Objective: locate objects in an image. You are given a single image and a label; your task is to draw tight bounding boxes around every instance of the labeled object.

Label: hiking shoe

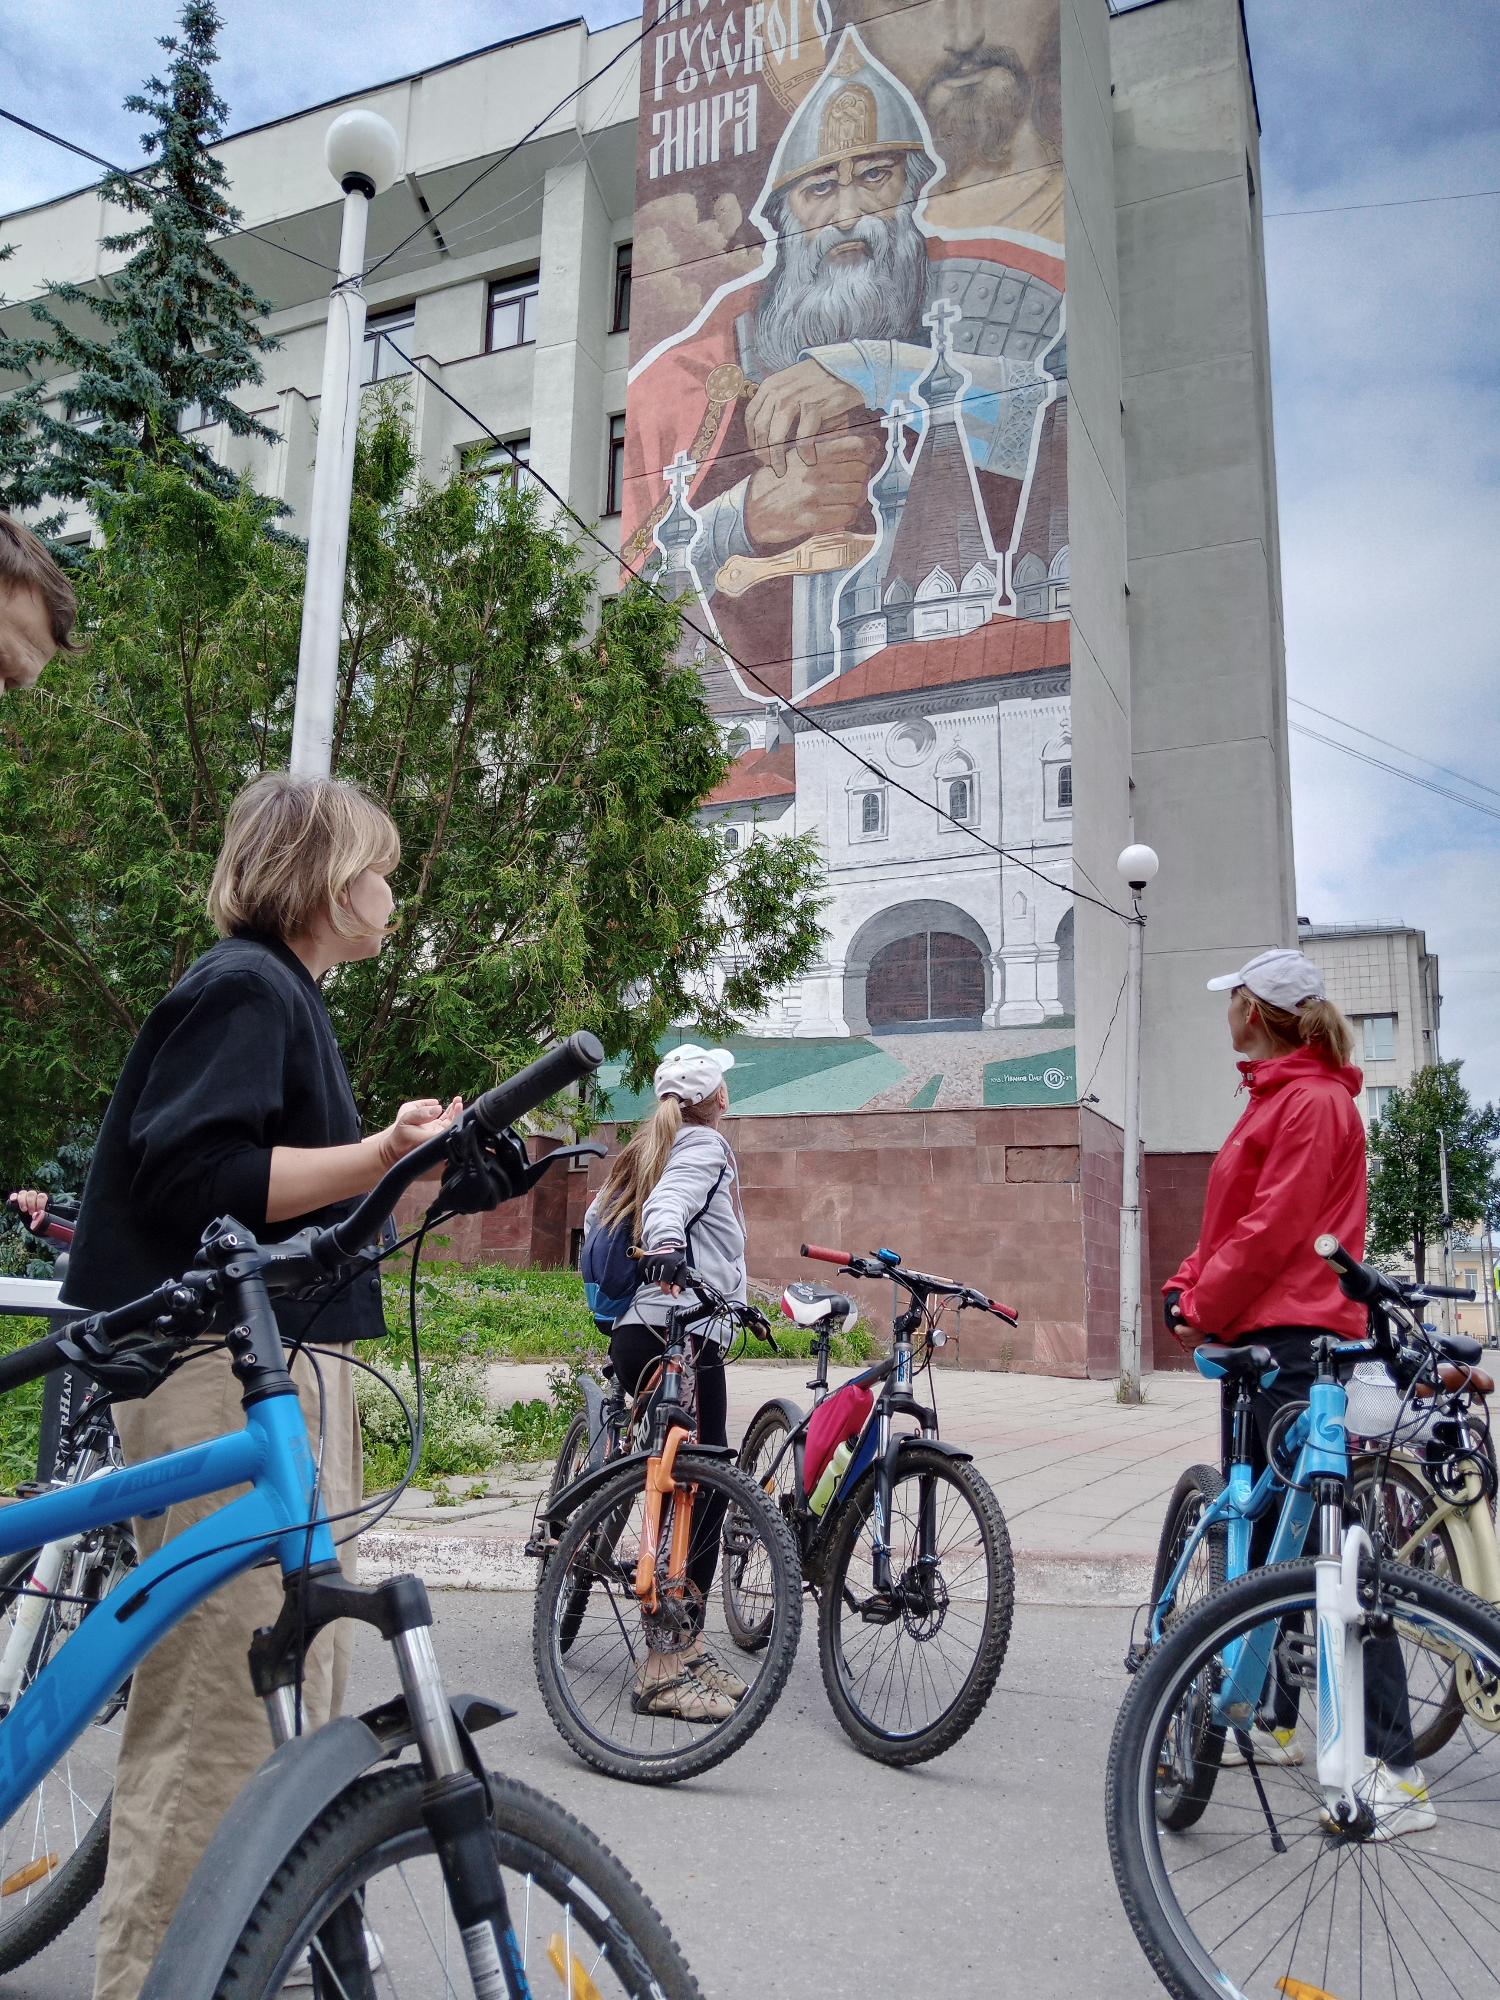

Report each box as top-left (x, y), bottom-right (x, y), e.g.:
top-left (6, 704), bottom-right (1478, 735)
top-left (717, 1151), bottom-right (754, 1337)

top-left (1223, 1724), bottom-right (1304, 1767)
top-left (687, 1646), bottom-right (748, 1703)
top-left (631, 1668), bottom-right (735, 1723)
top-left (1320, 1759), bottom-right (1437, 1841)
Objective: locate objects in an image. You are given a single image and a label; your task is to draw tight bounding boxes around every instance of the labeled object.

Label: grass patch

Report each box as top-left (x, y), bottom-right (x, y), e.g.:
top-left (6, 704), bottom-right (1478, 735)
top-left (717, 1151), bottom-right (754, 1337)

top-left (0, 1320), bottom-right (46, 1494)
top-left (359, 1355), bottom-right (573, 1492)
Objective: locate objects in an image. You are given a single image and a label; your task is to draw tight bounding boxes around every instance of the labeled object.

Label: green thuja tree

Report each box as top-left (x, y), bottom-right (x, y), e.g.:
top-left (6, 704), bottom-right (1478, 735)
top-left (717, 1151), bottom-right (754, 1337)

top-left (1368, 1062), bottom-right (1500, 1281)
top-left (24, 0), bottom-right (277, 512)
top-left (0, 403), bottom-right (825, 1171)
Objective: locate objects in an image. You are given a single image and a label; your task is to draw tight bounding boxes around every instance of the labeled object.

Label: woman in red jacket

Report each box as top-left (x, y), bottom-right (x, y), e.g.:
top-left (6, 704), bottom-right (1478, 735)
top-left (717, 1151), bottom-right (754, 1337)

top-left (1165, 949), bottom-right (1431, 1836)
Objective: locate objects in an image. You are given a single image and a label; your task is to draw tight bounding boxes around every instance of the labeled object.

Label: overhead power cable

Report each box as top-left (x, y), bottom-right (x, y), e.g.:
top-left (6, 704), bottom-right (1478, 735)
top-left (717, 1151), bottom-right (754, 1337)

top-left (382, 336), bottom-right (1128, 924)
top-left (1290, 723), bottom-right (1500, 825)
top-left (360, 18), bottom-right (657, 282)
top-left (1265, 186), bottom-right (1500, 220)
top-left (1288, 696), bottom-right (1500, 805)
top-left (0, 103), bottom-right (339, 277)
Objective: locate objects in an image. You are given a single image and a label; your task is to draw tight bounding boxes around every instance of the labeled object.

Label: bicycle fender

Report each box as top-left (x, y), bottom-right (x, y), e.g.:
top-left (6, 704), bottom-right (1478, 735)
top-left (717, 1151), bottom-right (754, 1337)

top-left (540, 1442), bottom-right (735, 1529)
top-left (893, 1435), bottom-right (974, 1469)
top-left (747, 1396), bottom-right (805, 1445)
top-left (140, 1691), bottom-right (511, 2000)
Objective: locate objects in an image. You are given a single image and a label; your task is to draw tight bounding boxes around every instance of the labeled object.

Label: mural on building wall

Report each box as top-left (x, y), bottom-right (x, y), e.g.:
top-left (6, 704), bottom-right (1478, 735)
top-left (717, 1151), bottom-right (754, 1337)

top-left (622, 0), bottom-right (1072, 1115)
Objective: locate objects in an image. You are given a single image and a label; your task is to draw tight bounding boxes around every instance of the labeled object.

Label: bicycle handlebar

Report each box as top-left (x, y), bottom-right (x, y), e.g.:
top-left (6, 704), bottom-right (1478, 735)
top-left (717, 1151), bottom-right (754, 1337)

top-left (801, 1243), bottom-right (851, 1267)
top-left (470, 1031), bottom-right (605, 1136)
top-left (0, 1332), bottom-right (67, 1395)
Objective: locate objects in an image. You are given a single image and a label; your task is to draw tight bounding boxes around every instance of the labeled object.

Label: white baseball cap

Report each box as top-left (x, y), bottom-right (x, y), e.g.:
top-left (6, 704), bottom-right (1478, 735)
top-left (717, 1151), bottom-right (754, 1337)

top-left (1206, 948), bottom-right (1326, 1012)
top-left (653, 1043), bottom-right (736, 1105)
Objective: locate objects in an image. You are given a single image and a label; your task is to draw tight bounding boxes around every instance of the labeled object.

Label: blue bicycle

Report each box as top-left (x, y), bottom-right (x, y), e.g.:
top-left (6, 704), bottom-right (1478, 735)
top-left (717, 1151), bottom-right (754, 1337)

top-left (1107, 1238), bottom-right (1500, 2000)
top-left (0, 1034), bottom-right (701, 2000)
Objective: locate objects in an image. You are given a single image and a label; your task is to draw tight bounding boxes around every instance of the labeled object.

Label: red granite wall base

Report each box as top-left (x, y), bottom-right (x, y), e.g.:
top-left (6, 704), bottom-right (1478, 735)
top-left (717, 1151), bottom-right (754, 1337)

top-left (394, 1116), bottom-right (1210, 1382)
top-left (1144, 1151), bottom-right (1215, 1370)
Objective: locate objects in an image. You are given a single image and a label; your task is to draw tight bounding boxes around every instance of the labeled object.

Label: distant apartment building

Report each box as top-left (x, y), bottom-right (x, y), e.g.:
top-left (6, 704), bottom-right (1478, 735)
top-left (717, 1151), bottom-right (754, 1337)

top-left (1297, 921), bottom-right (1442, 1129)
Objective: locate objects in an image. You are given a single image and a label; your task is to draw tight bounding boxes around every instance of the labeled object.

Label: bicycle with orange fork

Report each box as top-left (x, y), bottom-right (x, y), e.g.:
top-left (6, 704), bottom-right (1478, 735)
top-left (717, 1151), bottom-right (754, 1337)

top-left (531, 1272), bottom-right (802, 1784)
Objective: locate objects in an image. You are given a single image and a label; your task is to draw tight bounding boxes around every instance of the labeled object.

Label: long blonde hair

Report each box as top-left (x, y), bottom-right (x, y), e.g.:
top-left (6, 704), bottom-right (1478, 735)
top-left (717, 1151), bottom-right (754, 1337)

top-left (595, 1093), bottom-right (719, 1231)
top-left (1250, 993), bottom-right (1356, 1069)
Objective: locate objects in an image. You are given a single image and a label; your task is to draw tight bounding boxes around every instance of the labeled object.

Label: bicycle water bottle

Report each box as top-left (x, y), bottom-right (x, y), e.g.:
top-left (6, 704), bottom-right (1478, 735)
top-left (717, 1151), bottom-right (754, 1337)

top-left (809, 1440), bottom-right (853, 1517)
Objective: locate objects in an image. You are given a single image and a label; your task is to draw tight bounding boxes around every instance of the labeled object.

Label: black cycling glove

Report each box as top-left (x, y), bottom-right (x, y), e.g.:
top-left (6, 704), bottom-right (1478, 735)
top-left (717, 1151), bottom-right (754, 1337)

top-left (638, 1247), bottom-right (689, 1290)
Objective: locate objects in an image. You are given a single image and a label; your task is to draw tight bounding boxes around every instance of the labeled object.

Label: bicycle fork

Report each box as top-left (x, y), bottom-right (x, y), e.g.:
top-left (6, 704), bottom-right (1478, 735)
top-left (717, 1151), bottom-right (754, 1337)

top-left (634, 1425), bottom-right (695, 1617)
top-left (257, 1570), bottom-right (536, 2000)
top-left (1315, 1518), bottom-right (1374, 1833)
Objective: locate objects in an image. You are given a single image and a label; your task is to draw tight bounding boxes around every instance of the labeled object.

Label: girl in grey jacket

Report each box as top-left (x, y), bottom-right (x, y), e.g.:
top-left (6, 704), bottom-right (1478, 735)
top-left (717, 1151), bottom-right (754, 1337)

top-left (581, 1043), bottom-right (748, 1722)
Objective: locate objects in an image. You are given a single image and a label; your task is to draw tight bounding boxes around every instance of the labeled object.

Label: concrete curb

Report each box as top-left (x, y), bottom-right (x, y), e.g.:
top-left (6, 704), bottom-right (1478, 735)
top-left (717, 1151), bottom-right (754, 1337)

top-left (358, 1530), bottom-right (1153, 1607)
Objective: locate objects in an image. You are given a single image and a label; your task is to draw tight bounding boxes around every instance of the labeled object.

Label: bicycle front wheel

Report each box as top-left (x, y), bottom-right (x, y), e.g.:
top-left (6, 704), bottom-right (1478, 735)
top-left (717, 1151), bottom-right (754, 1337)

top-left (209, 1766), bottom-right (702, 1999)
top-left (1107, 1556), bottom-right (1500, 2000)
top-left (0, 1519), bottom-right (136, 1974)
top-left (817, 1445), bottom-right (1013, 1764)
top-left (1147, 1463), bottom-right (1229, 1830)
top-left (533, 1455), bottom-right (801, 1784)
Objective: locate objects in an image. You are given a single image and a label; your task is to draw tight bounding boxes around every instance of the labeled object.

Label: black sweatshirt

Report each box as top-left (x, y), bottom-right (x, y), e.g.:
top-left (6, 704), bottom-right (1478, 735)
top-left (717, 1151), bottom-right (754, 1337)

top-left (63, 933), bottom-right (387, 1346)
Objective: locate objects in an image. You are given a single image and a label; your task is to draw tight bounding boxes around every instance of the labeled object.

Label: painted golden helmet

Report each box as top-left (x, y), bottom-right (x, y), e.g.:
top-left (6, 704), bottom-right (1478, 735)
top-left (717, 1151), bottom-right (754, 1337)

top-left (769, 28), bottom-right (931, 194)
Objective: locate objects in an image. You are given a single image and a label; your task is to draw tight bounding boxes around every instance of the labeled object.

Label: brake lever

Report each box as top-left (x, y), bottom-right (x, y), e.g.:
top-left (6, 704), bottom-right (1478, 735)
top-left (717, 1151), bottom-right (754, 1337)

top-left (436, 1122), bottom-right (534, 1215)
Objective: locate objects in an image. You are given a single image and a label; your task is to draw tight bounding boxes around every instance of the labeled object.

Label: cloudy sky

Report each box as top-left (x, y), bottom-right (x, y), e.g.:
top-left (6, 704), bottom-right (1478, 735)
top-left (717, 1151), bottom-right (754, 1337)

top-left (2, 0), bottom-right (1497, 1106)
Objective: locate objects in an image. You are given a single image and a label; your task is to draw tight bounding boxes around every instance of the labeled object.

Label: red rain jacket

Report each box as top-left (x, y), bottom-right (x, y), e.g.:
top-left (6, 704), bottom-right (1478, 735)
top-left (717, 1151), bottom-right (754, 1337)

top-left (1167, 1046), bottom-right (1368, 1341)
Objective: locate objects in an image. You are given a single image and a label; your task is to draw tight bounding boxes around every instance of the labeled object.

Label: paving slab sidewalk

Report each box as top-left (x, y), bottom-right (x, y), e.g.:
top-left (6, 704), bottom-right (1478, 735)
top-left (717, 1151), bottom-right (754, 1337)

top-left (358, 1361), bottom-right (1219, 1605)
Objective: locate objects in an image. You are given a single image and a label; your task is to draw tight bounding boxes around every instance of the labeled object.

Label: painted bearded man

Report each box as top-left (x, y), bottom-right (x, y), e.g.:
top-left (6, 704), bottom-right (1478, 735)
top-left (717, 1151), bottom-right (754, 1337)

top-left (624, 28), bottom-right (1065, 696)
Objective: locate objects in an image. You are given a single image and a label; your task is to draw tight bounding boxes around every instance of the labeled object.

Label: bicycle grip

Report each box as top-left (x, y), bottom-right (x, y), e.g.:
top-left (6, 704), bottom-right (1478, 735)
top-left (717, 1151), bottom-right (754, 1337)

top-left (0, 1332), bottom-right (66, 1395)
top-left (801, 1243), bottom-right (851, 1267)
top-left (471, 1032), bottom-right (606, 1136)
top-left (987, 1299), bottom-right (1020, 1326)
top-left (1315, 1234), bottom-right (1386, 1305)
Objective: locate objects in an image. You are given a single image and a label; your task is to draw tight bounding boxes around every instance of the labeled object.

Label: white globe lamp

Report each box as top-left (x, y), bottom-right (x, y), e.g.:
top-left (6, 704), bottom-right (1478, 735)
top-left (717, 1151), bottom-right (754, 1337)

top-left (325, 109), bottom-right (402, 198)
top-left (1116, 844), bottom-right (1160, 892)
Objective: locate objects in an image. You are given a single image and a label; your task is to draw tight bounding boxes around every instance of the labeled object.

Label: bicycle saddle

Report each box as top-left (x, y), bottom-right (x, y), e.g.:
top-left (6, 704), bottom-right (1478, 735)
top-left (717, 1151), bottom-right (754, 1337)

top-left (1193, 1342), bottom-right (1277, 1385)
top-left (782, 1282), bottom-right (858, 1331)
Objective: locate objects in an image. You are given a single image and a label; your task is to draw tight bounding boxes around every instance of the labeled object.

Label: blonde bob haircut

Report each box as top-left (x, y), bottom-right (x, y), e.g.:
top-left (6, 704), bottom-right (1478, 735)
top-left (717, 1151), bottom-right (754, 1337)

top-left (208, 772), bottom-right (400, 942)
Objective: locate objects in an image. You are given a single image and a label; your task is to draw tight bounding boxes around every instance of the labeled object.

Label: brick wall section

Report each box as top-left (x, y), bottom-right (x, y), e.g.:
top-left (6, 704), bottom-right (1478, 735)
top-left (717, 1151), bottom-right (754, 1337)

top-left (1143, 1151), bottom-right (1215, 1371)
top-left (394, 1111), bottom-right (1209, 1384)
top-left (1079, 1109), bottom-right (1154, 1381)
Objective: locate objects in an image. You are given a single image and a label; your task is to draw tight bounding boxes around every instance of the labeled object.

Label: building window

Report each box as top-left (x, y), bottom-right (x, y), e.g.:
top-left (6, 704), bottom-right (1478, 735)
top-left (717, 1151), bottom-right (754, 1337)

top-left (1367, 1085), bottom-right (1396, 1123)
top-left (612, 243), bottom-right (633, 333)
top-left (605, 414), bottom-right (626, 516)
top-left (473, 436), bottom-right (531, 506)
top-left (947, 777), bottom-right (972, 823)
top-left (362, 305), bottom-right (416, 384)
top-left (1361, 1015), bottom-right (1397, 1064)
top-left (718, 821), bottom-right (744, 852)
top-left (934, 747), bottom-right (977, 830)
top-left (178, 398), bottom-right (213, 432)
top-left (1057, 763), bottom-right (1072, 810)
top-left (487, 272), bottom-right (539, 352)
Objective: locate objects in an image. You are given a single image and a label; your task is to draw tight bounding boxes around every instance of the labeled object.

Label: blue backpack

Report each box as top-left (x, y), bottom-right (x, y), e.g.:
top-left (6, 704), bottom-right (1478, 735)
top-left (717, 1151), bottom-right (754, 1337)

top-left (580, 1162), bottom-right (726, 1327)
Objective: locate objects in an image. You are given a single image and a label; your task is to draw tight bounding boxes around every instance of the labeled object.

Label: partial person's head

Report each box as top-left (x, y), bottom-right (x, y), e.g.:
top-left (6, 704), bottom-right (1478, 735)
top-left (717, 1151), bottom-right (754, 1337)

top-left (208, 771), bottom-right (400, 968)
top-left (0, 515), bottom-right (82, 694)
top-left (1206, 949), bottom-right (1355, 1068)
top-left (595, 1046), bottom-right (736, 1228)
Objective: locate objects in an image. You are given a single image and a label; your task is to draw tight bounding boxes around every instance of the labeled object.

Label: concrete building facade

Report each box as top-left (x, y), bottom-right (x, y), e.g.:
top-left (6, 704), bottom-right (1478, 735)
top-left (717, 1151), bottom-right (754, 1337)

top-left (1298, 921), bottom-right (1442, 1129)
top-left (1, 0), bottom-right (1293, 1375)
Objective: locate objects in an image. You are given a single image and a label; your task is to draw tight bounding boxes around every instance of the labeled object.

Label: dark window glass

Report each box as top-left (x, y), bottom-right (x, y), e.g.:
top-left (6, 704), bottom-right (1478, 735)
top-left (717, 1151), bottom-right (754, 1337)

top-left (487, 273), bottom-right (539, 352)
top-left (474, 436), bottom-right (531, 504)
top-left (1057, 762), bottom-right (1073, 810)
top-left (362, 305), bottom-right (416, 385)
top-left (612, 243), bottom-right (633, 333)
top-left (605, 414), bottom-right (626, 515)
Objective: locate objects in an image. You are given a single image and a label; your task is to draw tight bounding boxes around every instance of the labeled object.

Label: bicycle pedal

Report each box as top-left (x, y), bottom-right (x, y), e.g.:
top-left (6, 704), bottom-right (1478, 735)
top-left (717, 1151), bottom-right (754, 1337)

top-left (524, 1535), bottom-right (556, 1561)
top-left (1124, 1643), bottom-right (1149, 1675)
top-left (857, 1593), bottom-right (902, 1626)
top-left (1276, 1628), bottom-right (1318, 1691)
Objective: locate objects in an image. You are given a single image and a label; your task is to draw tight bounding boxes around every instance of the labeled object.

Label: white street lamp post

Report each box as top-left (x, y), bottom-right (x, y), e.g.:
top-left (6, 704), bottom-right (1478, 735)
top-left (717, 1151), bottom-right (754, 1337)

top-left (290, 110), bottom-right (402, 779)
top-left (1116, 843), bottom-right (1160, 1404)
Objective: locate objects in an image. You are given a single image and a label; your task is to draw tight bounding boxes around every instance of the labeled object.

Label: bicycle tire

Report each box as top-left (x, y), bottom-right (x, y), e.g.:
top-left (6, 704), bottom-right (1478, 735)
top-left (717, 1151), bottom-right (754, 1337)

top-left (1352, 1453), bottom-right (1470, 1758)
top-left (533, 1455), bottom-right (802, 1784)
top-left (1147, 1464), bottom-right (1228, 1830)
top-left (208, 1765), bottom-right (704, 2000)
top-left (539, 1410), bottom-right (591, 1596)
top-left (1107, 1555), bottom-right (1500, 2000)
top-left (817, 1446), bottom-right (1013, 1766)
top-left (0, 1514), bottom-right (135, 1974)
top-left (723, 1398), bottom-right (802, 1651)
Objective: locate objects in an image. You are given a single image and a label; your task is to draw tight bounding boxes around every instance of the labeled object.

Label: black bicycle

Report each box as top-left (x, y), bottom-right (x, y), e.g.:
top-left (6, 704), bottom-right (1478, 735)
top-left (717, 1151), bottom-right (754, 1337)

top-left (725, 1241), bottom-right (1017, 1765)
top-left (532, 1274), bottom-right (802, 1784)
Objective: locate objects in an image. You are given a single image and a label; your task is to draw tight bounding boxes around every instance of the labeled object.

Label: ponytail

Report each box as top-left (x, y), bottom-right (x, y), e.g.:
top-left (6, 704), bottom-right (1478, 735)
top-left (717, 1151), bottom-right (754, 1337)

top-left (1251, 993), bottom-right (1355, 1068)
top-left (594, 1091), bottom-right (719, 1231)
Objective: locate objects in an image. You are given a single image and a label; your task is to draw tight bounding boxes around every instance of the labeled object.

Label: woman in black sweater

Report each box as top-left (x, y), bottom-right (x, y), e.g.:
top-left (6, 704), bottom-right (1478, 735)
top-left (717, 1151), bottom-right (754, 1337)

top-left (65, 772), bottom-right (459, 2000)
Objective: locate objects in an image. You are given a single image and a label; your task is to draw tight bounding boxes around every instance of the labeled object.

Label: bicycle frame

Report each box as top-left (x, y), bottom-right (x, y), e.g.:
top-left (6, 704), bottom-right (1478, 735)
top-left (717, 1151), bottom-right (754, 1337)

top-left (0, 1376), bottom-right (328, 1821)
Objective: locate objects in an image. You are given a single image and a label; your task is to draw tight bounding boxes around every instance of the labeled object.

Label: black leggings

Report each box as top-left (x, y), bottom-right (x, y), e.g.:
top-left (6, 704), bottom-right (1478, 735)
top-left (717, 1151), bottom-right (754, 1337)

top-left (609, 1320), bottom-right (729, 1633)
top-left (1227, 1330), bottom-right (1416, 1764)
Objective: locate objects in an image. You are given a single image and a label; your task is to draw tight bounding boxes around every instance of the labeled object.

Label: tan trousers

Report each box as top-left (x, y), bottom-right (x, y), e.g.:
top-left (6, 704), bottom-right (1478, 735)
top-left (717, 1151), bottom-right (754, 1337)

top-left (91, 1346), bottom-right (362, 2000)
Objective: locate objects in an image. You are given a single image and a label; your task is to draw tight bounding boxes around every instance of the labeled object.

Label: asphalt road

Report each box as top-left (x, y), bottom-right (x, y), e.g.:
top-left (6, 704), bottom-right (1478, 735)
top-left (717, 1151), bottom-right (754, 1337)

top-left (18, 1595), bottom-right (1165, 2000)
